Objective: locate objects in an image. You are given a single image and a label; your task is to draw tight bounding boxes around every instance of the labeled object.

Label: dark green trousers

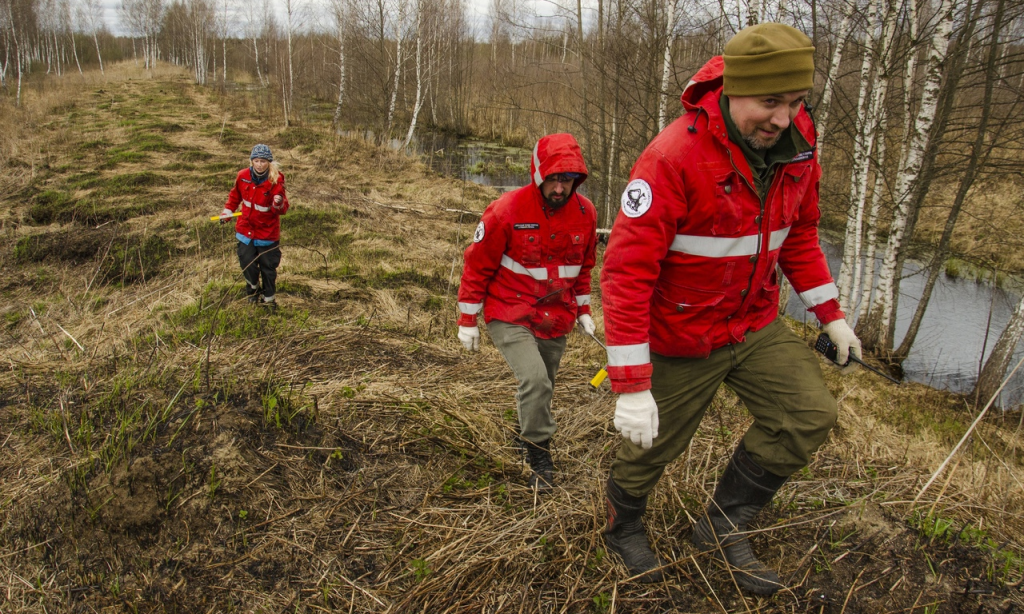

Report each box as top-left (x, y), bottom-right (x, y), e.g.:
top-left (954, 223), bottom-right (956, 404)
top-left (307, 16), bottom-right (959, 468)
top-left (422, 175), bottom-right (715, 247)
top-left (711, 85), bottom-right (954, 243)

top-left (611, 318), bottom-right (837, 497)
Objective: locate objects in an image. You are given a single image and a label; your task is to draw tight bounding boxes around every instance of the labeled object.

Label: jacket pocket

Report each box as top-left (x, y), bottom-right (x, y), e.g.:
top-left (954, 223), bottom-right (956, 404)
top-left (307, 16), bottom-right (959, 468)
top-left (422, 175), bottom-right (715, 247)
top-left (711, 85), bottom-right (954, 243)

top-left (651, 280), bottom-right (725, 357)
top-left (780, 165), bottom-right (809, 223)
top-left (513, 232), bottom-right (543, 267)
top-left (751, 260), bottom-right (781, 317)
top-left (561, 226), bottom-right (589, 265)
top-left (713, 171), bottom-right (743, 235)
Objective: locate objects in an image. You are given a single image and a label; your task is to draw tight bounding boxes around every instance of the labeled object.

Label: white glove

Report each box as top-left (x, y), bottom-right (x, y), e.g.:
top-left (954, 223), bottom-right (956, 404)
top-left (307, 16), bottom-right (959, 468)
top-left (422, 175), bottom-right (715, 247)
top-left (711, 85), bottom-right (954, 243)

top-left (219, 207), bottom-right (233, 224)
top-left (577, 314), bottom-right (596, 336)
top-left (822, 318), bottom-right (862, 374)
top-left (614, 390), bottom-right (660, 449)
top-left (458, 325), bottom-right (480, 351)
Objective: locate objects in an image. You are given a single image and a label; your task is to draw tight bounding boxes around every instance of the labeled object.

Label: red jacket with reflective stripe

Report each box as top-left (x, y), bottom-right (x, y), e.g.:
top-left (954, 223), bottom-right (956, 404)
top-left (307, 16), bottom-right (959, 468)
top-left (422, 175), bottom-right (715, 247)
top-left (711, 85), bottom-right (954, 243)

top-left (225, 168), bottom-right (290, 242)
top-left (458, 133), bottom-right (598, 339)
top-left (600, 57), bottom-right (844, 393)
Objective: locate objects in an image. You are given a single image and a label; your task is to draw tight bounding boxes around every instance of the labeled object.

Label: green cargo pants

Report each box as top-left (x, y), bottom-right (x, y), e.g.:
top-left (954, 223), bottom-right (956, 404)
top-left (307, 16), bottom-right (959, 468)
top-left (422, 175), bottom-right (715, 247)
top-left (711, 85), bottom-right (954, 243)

top-left (611, 318), bottom-right (838, 497)
top-left (487, 320), bottom-right (568, 444)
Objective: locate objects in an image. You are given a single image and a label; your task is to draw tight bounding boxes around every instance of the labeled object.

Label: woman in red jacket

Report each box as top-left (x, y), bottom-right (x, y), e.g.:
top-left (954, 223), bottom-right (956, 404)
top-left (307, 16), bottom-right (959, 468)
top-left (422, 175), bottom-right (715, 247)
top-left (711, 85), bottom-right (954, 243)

top-left (219, 144), bottom-right (290, 307)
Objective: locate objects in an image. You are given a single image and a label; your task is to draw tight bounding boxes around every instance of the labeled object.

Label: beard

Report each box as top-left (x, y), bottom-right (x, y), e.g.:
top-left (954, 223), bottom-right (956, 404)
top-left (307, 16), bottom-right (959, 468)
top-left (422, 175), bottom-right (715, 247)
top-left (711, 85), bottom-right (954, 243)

top-left (742, 129), bottom-right (782, 151)
top-left (543, 192), bottom-right (569, 209)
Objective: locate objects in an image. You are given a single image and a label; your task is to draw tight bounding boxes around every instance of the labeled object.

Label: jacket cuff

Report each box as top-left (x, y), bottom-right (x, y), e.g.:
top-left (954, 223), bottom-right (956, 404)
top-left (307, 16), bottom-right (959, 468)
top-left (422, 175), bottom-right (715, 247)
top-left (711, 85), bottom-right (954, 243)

top-left (577, 304), bottom-right (591, 317)
top-left (607, 363), bottom-right (653, 394)
top-left (457, 313), bottom-right (478, 327)
top-left (810, 299), bottom-right (845, 325)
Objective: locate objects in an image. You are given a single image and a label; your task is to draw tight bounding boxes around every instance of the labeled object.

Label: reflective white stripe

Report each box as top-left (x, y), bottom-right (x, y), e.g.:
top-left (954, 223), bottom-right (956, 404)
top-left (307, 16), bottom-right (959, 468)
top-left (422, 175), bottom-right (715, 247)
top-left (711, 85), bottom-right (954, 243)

top-left (242, 199), bottom-right (252, 208)
top-left (458, 302), bottom-right (483, 315)
top-left (501, 254), bottom-right (548, 280)
top-left (500, 255), bottom-right (582, 280)
top-left (576, 294), bottom-right (591, 306)
top-left (798, 282), bottom-right (839, 309)
top-left (607, 343), bottom-right (650, 367)
top-left (558, 265), bottom-right (582, 278)
top-left (670, 227), bottom-right (791, 258)
top-left (532, 143), bottom-right (544, 186)
top-left (255, 204), bottom-right (271, 212)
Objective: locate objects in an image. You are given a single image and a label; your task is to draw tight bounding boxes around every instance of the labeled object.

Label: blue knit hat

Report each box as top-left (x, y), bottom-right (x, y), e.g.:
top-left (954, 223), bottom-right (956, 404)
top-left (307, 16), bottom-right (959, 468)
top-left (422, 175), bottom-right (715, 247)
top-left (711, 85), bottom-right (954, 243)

top-left (250, 144), bottom-right (273, 161)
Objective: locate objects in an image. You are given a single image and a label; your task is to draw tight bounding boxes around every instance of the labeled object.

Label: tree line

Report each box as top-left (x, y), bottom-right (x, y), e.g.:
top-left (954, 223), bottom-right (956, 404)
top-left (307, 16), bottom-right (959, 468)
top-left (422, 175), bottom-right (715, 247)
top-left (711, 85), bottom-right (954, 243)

top-left (5, 0), bottom-right (1024, 407)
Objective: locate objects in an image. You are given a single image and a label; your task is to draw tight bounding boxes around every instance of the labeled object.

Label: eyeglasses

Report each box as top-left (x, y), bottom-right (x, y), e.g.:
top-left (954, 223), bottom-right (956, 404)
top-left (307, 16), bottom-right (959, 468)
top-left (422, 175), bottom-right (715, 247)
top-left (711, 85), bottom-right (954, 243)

top-left (545, 173), bottom-right (581, 183)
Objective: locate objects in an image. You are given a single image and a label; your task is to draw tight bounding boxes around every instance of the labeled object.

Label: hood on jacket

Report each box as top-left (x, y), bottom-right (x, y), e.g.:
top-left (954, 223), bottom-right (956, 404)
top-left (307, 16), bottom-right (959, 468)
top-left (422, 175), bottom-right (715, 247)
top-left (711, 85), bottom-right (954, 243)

top-left (530, 133), bottom-right (589, 194)
top-left (680, 55), bottom-right (816, 146)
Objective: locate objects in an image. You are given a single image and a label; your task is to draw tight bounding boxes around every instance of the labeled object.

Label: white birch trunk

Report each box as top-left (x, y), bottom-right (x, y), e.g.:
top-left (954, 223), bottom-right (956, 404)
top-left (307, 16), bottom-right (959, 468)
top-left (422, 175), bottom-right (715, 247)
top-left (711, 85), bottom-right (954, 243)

top-left (93, 32), bottom-right (104, 74)
top-left (815, 12), bottom-right (852, 157)
top-left (332, 2), bottom-right (346, 127)
top-left (386, 3), bottom-right (405, 141)
top-left (286, 0), bottom-right (294, 109)
top-left (858, 106), bottom-right (889, 322)
top-left (974, 292), bottom-right (1024, 406)
top-left (840, 0), bottom-right (897, 310)
top-left (253, 35), bottom-right (264, 86)
top-left (658, 0), bottom-right (677, 132)
top-left (868, 0), bottom-right (954, 348)
top-left (403, 6), bottom-right (424, 149)
top-left (837, 0), bottom-right (880, 310)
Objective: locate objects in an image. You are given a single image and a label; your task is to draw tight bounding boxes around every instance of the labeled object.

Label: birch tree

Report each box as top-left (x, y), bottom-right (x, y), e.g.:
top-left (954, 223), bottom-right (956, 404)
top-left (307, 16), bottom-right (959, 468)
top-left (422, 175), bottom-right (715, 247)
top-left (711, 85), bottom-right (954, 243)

top-left (241, 0), bottom-right (267, 86)
top-left (657, 0), bottom-right (678, 132)
top-left (815, 10), bottom-right (853, 157)
top-left (974, 290), bottom-right (1024, 408)
top-left (403, 0), bottom-right (424, 148)
top-left (859, 0), bottom-right (955, 351)
top-left (77, 0), bottom-right (104, 74)
top-left (837, 0), bottom-right (898, 311)
top-left (330, 0), bottom-right (346, 126)
top-left (384, 0), bottom-right (405, 141)
top-left (894, 0), bottom-right (1006, 362)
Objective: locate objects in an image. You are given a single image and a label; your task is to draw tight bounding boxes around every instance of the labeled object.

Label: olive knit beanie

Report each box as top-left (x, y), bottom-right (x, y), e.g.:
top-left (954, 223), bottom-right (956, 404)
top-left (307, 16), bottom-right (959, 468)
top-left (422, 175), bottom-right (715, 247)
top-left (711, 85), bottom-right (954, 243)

top-left (723, 23), bottom-right (814, 96)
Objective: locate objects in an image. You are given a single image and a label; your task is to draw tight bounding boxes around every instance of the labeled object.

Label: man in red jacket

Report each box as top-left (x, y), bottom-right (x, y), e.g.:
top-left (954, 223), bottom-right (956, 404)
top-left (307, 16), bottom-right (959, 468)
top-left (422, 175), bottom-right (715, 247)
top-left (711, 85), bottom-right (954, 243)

top-left (457, 133), bottom-right (597, 492)
top-left (599, 24), bottom-right (861, 593)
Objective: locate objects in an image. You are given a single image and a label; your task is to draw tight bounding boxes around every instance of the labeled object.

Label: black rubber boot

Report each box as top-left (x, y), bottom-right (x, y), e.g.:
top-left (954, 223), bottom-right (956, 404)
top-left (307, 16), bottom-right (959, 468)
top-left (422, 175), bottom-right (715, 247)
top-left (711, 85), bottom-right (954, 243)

top-left (604, 476), bottom-right (664, 583)
top-left (524, 439), bottom-right (554, 492)
top-left (246, 285), bottom-right (261, 304)
top-left (692, 444), bottom-right (788, 595)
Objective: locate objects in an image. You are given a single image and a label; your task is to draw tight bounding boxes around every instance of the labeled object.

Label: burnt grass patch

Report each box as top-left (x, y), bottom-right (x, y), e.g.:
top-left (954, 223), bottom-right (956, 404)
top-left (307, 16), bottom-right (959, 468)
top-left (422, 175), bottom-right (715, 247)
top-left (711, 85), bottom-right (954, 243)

top-left (25, 191), bottom-right (175, 226)
top-left (14, 230), bottom-right (180, 285)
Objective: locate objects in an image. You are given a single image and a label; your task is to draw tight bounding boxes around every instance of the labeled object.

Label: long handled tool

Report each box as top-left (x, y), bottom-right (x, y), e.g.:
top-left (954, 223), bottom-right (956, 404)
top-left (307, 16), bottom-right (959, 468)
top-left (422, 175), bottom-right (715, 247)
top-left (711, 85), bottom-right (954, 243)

top-left (581, 328), bottom-right (610, 388)
top-left (814, 332), bottom-right (900, 384)
top-left (210, 211), bottom-right (242, 221)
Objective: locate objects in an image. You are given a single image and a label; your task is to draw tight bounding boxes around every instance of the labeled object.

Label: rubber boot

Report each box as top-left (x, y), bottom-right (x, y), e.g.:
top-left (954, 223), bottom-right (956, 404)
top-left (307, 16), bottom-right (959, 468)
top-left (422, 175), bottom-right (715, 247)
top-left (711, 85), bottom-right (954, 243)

top-left (604, 476), bottom-right (664, 583)
top-left (692, 444), bottom-right (788, 595)
top-left (246, 285), bottom-right (261, 304)
top-left (524, 439), bottom-right (554, 492)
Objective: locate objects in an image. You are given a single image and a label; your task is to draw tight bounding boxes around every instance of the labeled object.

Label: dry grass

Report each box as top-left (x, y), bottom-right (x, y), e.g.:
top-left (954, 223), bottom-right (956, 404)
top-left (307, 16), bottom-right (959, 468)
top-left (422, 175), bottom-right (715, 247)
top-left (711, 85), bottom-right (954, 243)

top-left (1, 63), bottom-right (1023, 613)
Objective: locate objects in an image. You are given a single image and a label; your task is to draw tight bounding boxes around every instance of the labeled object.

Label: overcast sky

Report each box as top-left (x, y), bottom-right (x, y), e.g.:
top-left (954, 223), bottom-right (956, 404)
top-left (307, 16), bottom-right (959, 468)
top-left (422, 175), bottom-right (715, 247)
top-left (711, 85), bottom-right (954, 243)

top-left (99, 0), bottom-right (503, 37)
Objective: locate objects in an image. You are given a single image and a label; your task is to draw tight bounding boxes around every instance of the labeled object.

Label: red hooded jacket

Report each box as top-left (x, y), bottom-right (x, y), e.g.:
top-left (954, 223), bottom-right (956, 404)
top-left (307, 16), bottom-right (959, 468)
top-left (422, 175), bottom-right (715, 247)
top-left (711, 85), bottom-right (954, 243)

top-left (225, 168), bottom-right (290, 242)
top-left (458, 133), bottom-right (598, 339)
top-left (600, 57), bottom-right (844, 393)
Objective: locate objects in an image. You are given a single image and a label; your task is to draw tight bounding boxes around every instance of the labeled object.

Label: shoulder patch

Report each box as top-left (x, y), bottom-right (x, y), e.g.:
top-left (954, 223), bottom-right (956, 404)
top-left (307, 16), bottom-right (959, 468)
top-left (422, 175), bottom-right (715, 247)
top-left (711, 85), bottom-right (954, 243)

top-left (621, 179), bottom-right (653, 218)
top-left (513, 223), bottom-right (540, 230)
top-left (473, 221), bottom-right (485, 243)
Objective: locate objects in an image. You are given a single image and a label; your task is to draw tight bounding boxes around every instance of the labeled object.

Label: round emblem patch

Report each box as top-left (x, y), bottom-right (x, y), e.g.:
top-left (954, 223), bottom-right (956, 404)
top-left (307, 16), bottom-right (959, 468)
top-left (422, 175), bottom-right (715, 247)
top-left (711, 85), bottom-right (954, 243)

top-left (473, 221), bottom-right (485, 242)
top-left (621, 179), bottom-right (653, 218)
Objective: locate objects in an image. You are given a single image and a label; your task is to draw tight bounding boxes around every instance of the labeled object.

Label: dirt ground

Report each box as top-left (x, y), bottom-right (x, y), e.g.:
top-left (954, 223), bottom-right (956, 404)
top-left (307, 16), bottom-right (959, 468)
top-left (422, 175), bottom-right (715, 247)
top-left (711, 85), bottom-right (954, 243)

top-left (1, 64), bottom-right (1023, 613)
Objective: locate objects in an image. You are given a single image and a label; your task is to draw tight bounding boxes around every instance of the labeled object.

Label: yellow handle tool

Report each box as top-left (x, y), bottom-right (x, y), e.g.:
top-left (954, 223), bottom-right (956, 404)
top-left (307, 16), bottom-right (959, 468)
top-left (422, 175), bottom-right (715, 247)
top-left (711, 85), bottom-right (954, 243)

top-left (581, 328), bottom-right (610, 389)
top-left (210, 212), bottom-right (242, 221)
